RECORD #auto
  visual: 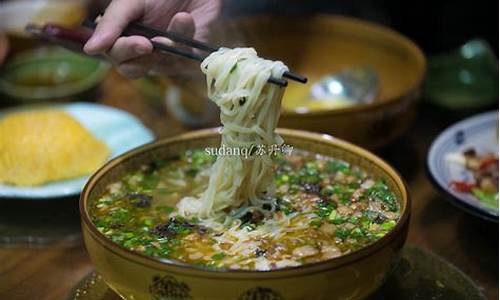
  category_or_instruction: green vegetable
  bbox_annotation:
[363,210,379,221]
[472,189,499,209]
[141,174,160,190]
[191,149,214,165]
[298,162,321,184]
[97,195,114,205]
[325,160,350,174]
[330,216,347,225]
[316,201,336,219]
[335,227,350,240]
[310,219,323,228]
[366,181,398,212]
[241,223,256,231]
[186,168,199,177]
[350,228,364,239]
[184,150,215,178]
[155,205,174,213]
[380,220,396,231]
[109,208,131,225]
[276,198,294,213]
[212,253,226,260]
[230,63,238,73]
[330,184,355,204]
[327,209,347,224]
[276,174,290,186]
[328,210,337,221]
[349,216,360,224]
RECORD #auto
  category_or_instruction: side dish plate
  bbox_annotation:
[427,111,498,222]
[0,102,154,199]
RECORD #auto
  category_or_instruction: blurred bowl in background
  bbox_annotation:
[131,76,170,103]
[0,0,86,37]
[168,15,426,149]
[0,46,110,102]
[424,39,499,110]
[214,15,426,149]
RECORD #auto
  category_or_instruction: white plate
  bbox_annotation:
[427,111,498,222]
[0,102,154,199]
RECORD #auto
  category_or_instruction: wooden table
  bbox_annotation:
[0,73,497,300]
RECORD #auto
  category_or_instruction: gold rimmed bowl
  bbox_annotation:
[80,128,411,300]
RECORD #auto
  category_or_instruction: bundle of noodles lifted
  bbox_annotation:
[177,48,289,219]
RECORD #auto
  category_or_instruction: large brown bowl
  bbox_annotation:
[173,15,426,148]
[80,128,411,300]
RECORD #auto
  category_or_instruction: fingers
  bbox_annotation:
[115,12,196,79]
[108,36,152,64]
[168,12,195,38]
[84,0,144,54]
[151,12,195,50]
[88,9,198,79]
[190,0,222,41]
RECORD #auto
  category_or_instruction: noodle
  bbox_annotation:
[177,48,289,218]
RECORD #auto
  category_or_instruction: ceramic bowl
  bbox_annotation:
[424,39,498,110]
[0,47,109,102]
[80,128,410,300]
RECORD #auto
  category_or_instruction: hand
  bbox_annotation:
[83,0,221,78]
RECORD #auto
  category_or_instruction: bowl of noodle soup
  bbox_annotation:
[81,46,409,300]
[80,128,410,300]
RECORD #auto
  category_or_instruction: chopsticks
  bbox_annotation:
[82,19,307,87]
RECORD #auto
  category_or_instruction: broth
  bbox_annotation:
[91,149,400,270]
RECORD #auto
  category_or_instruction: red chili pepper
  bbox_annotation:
[450,181,475,193]
[479,157,499,171]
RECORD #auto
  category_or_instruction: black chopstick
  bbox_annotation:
[83,19,304,85]
[83,19,216,53]
[149,41,288,86]
[130,19,307,83]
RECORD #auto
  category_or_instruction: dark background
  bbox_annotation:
[224,0,499,55]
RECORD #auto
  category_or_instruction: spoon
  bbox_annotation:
[310,66,379,105]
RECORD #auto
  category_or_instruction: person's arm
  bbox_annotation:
[84,0,221,78]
